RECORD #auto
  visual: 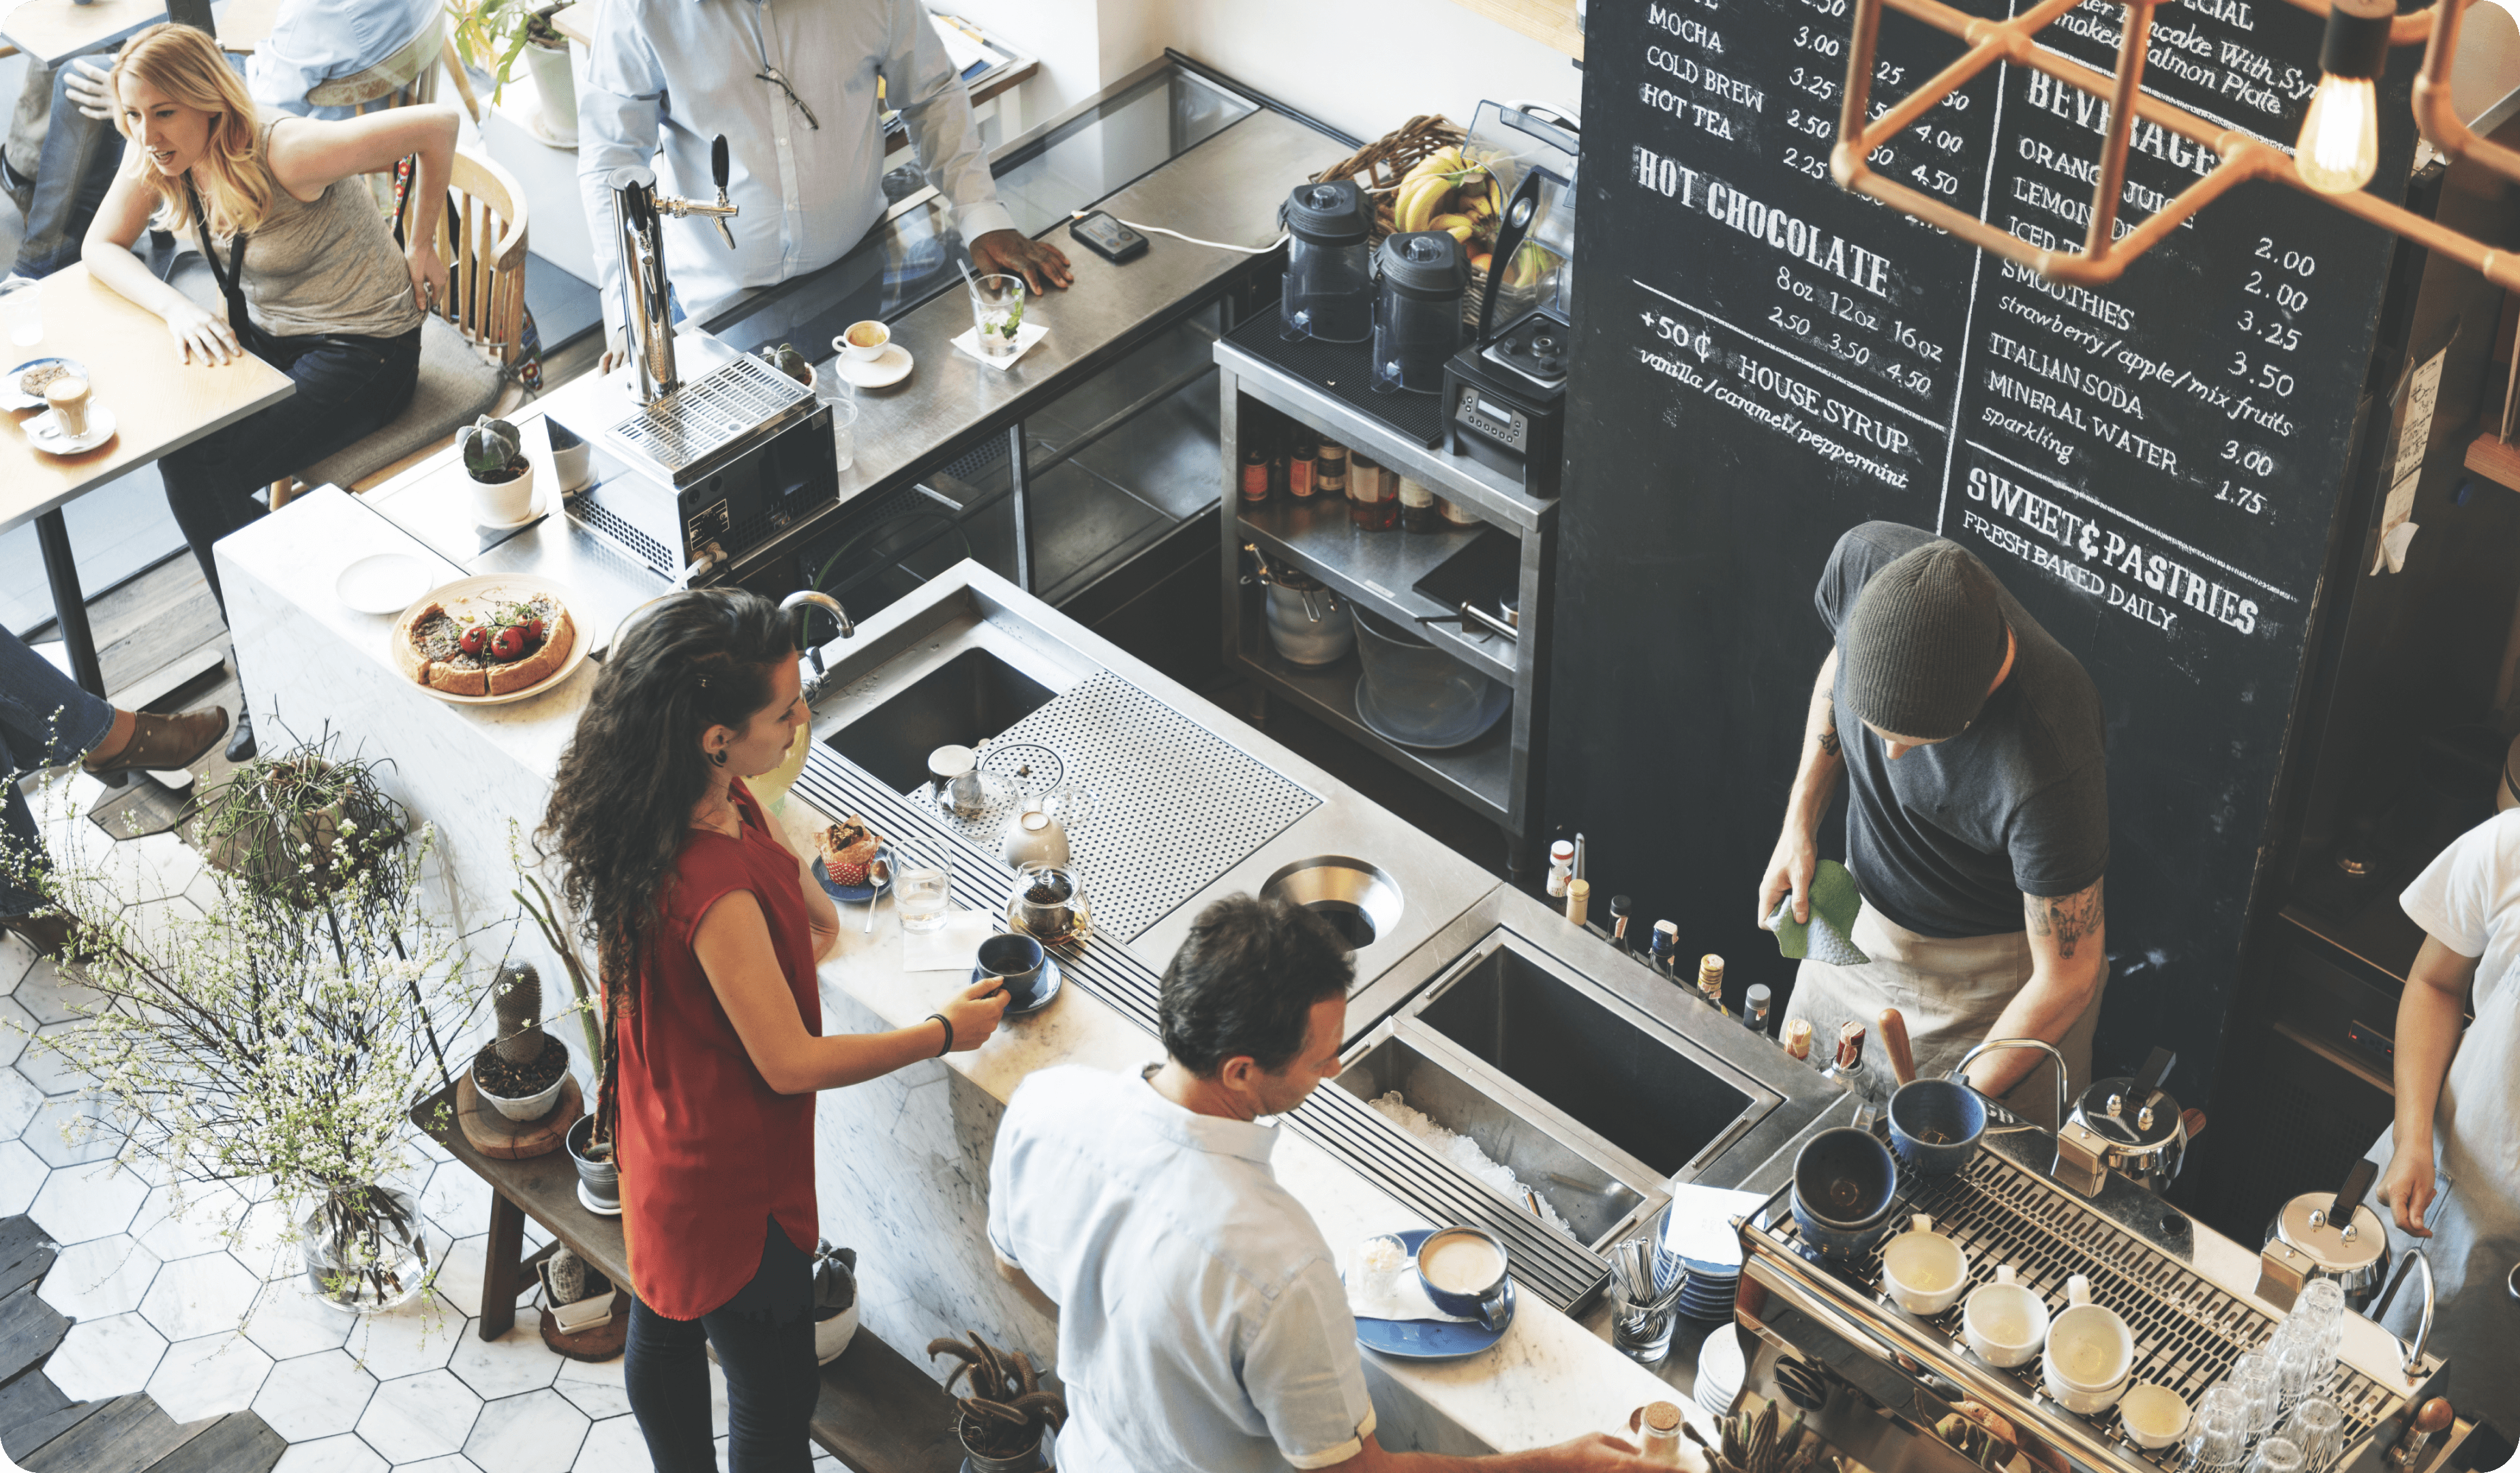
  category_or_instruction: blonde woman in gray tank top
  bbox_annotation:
[81,23,458,761]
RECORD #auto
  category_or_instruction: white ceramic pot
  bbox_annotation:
[470,459,536,526]
[814,1303,858,1365]
[524,40,578,147]
[474,1039,568,1121]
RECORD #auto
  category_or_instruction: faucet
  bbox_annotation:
[609,135,740,406]
[780,590,856,702]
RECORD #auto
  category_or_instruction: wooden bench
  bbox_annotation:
[411,1087,963,1472]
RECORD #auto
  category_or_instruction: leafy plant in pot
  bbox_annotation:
[929,1332,1066,1472]
[449,0,577,143]
[462,414,535,526]
[10,731,484,1315]
[514,856,617,1213]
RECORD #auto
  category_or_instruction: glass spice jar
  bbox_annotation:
[1398,475,1437,531]
[1349,451,1394,531]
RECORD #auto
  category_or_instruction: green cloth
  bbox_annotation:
[1768,860,1871,966]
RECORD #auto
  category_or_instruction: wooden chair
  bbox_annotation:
[303,10,445,113]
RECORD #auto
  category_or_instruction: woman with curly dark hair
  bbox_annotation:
[540,588,1005,1471]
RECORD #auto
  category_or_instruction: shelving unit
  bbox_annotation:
[1214,341,1559,876]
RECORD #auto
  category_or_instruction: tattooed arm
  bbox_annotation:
[1758,650,1847,927]
[1964,878,2108,1099]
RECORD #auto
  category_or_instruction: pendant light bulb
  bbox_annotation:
[2296,73,2380,194]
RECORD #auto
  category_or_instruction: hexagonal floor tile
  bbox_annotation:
[464,1388,590,1473]
[0,1065,40,1139]
[417,1163,492,1244]
[147,1331,275,1424]
[448,1319,560,1400]
[342,1288,461,1380]
[24,1093,126,1168]
[0,1137,46,1217]
[38,1234,160,1319]
[570,1414,653,1473]
[273,1433,390,1473]
[133,1178,248,1261]
[12,958,101,1026]
[552,1352,629,1420]
[28,1157,151,1243]
[243,1276,356,1359]
[226,1193,300,1281]
[428,1236,530,1319]
[0,927,37,994]
[44,1310,168,1401]
[357,1367,482,1463]
[141,1249,261,1340]
[253,1347,378,1442]
[0,994,35,1067]
[397,1458,488,1473]
[18,1021,94,1096]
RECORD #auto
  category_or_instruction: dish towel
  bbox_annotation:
[950,321,1048,369]
[1345,1236,1480,1324]
[1766,859,1870,966]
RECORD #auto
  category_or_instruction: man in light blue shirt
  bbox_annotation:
[989,896,1663,1473]
[577,0,1068,361]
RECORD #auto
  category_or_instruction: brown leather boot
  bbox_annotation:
[83,706,230,778]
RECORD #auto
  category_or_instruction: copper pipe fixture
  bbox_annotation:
[1830,0,2520,291]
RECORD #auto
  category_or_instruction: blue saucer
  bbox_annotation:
[811,846,894,903]
[970,955,1063,1017]
[1349,1229,1518,1359]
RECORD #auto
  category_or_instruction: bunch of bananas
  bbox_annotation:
[1389,145,1503,275]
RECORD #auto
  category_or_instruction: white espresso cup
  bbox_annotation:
[2120,1383,2191,1450]
[2043,1274,2134,1412]
[1880,1214,1972,1315]
[45,374,91,437]
[1961,1265,2049,1368]
[840,319,890,361]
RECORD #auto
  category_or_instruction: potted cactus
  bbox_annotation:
[472,961,570,1120]
[929,1332,1066,1472]
[760,342,814,389]
[462,413,537,524]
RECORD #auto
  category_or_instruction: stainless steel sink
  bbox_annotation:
[1262,856,1402,952]
[821,646,1057,791]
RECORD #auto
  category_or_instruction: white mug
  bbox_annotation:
[1879,1214,1971,1315]
[1961,1265,2048,1368]
[839,319,890,362]
[2044,1274,2135,1405]
[2120,1383,2191,1450]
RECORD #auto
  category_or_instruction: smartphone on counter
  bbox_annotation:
[1069,211,1148,264]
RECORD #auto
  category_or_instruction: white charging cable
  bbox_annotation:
[1072,210,1285,254]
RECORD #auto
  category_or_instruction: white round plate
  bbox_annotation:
[335,553,434,614]
[24,403,115,456]
[5,356,87,411]
[833,342,911,388]
[390,573,592,706]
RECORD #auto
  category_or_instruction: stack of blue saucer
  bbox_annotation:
[1656,1185,1760,1326]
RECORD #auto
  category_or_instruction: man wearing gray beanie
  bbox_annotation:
[1756,522,2109,1127]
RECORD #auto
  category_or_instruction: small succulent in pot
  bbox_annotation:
[930,1331,1064,1469]
[760,342,813,385]
[462,415,529,483]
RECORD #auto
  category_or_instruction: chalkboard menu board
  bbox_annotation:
[1552,0,2420,1099]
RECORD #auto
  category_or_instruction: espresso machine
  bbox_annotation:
[1727,1054,2458,1473]
[546,136,835,586]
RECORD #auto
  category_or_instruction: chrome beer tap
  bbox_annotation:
[779,591,856,704]
[608,135,740,405]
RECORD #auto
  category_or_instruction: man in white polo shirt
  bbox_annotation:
[988,895,1662,1473]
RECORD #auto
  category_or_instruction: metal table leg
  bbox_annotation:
[33,511,129,788]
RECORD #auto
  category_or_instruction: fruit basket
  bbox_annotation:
[1309,115,1505,316]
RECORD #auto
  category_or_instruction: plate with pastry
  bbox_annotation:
[809,815,888,900]
[390,576,588,704]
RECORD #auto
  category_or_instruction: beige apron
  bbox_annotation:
[1782,903,2102,1130]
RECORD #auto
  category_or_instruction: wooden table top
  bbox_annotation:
[0,264,293,536]
[0,0,273,68]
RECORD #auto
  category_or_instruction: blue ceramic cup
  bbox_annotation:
[1889,1079,1987,1176]
[1414,1226,1513,1330]
[1792,1127,1898,1260]
[978,932,1049,1009]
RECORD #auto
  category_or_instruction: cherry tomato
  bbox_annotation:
[491,625,527,661]
[525,617,545,644]
[458,625,489,655]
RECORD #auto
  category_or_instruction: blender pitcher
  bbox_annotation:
[1281,180,1374,342]
[1372,231,1469,393]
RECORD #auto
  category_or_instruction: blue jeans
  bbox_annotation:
[14,59,125,280]
[160,326,423,613]
[0,625,113,917]
[626,1218,819,1472]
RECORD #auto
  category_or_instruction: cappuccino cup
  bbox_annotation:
[1414,1226,1511,1330]
[1960,1264,2048,1368]
[2043,1274,2134,1412]
[841,320,890,362]
[1878,1214,1971,1315]
[45,374,90,437]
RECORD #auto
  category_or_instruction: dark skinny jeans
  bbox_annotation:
[160,325,422,614]
[625,1217,820,1472]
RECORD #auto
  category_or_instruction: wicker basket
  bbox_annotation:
[1308,114,1494,325]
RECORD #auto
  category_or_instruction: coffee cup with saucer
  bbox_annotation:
[2042,1273,2134,1412]
[1414,1225,1512,1330]
[25,401,115,455]
[832,331,912,389]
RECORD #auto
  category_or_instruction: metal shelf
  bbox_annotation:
[1214,340,1552,531]
[1235,498,1515,682]
[1231,616,1513,824]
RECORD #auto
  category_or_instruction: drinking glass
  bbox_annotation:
[1606,1232,1685,1365]
[893,850,951,934]
[2230,1350,2281,1435]
[2274,1335,2326,1410]
[2281,1399,2345,1473]
[824,395,858,473]
[2247,1435,2307,1473]
[1,278,39,347]
[969,273,1025,359]
[2297,1279,2347,1330]
[2188,1386,2251,1472]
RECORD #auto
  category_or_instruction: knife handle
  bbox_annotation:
[1878,1008,1917,1086]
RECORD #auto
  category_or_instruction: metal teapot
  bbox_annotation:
[2262,1158,2393,1311]
[2061,1046,2187,1195]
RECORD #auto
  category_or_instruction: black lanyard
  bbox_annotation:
[181,174,273,356]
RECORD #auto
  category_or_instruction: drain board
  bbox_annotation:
[1750,1148,2399,1463]
[904,672,1321,943]
[605,353,813,486]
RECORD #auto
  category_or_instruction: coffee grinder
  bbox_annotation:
[1442,168,1570,498]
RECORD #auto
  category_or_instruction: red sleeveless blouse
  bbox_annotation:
[613,779,821,1319]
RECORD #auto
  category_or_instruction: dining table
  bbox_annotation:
[1,263,293,704]
[0,0,270,68]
